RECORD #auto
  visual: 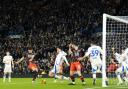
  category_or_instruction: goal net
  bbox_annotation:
[102,14,128,87]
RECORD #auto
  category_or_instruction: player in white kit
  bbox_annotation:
[79,41,103,85]
[49,47,70,82]
[121,48,128,84]
[111,47,127,85]
[3,52,14,83]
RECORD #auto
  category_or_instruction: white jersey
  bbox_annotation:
[3,55,13,66]
[86,45,102,64]
[54,51,68,66]
[115,53,123,64]
[115,52,126,68]
[124,48,128,64]
[51,51,68,74]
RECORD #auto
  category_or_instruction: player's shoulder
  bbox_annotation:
[4,55,12,58]
[125,48,128,52]
[89,45,101,49]
[3,56,7,58]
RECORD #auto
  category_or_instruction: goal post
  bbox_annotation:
[102,13,128,87]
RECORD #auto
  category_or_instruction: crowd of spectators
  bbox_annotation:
[0,0,127,76]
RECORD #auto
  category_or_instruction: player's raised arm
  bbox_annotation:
[68,43,73,55]
[111,47,115,54]
[16,56,25,64]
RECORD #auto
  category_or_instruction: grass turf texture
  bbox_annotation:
[0,78,127,89]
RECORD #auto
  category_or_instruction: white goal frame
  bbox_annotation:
[102,13,128,87]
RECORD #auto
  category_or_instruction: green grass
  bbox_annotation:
[0,78,127,89]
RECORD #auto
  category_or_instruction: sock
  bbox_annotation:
[3,73,6,82]
[70,76,75,82]
[55,75,61,79]
[117,74,123,83]
[8,73,11,82]
[97,65,101,71]
[80,76,84,82]
[63,76,69,80]
[123,77,128,82]
[32,71,38,81]
[93,74,96,79]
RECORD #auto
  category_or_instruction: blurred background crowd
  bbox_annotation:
[0,0,127,77]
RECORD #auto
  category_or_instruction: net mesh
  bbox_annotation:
[105,16,128,85]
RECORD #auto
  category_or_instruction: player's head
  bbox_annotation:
[90,38,97,46]
[121,47,125,53]
[28,47,33,53]
[69,42,79,50]
[56,47,62,54]
[6,52,10,56]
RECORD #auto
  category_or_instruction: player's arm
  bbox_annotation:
[111,47,115,55]
[16,57,25,64]
[3,57,7,64]
[78,51,89,61]
[29,55,35,61]
[11,58,14,68]
[68,43,73,55]
[62,56,70,66]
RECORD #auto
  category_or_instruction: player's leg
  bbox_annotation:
[123,64,128,84]
[115,67,123,85]
[8,72,11,82]
[91,64,97,85]
[3,66,8,83]
[76,62,85,85]
[32,69,38,83]
[29,66,38,83]
[3,72,7,83]
[32,70,38,82]
[97,62,102,73]
[48,69,55,77]
[69,63,76,85]
[28,63,39,83]
[57,65,69,80]
[49,65,59,82]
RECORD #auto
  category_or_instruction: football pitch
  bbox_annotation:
[0,78,127,89]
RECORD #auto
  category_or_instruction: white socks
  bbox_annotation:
[93,74,96,79]
[3,73,11,83]
[117,74,123,83]
[55,75,69,80]
[3,74,6,83]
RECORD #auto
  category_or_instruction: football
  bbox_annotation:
[41,79,46,84]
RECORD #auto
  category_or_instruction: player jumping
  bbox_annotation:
[3,52,14,83]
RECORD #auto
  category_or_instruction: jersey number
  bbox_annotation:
[90,50,99,57]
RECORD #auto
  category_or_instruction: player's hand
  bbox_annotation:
[15,61,19,64]
[69,43,72,48]
[111,47,115,50]
[77,57,83,61]
[12,65,14,69]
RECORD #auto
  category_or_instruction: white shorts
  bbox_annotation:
[116,62,128,73]
[4,65,12,73]
[50,65,62,74]
[91,62,102,73]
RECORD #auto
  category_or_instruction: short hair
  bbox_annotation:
[28,47,32,50]
[56,46,62,50]
[90,37,97,45]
